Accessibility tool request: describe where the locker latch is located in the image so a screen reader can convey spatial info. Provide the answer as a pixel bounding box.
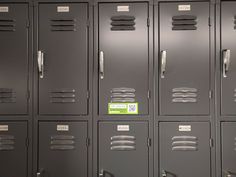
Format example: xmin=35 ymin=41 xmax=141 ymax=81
xmin=37 ymin=169 xmax=44 ymax=177
xmin=224 ymin=171 xmax=232 ymax=177
xmin=162 ymin=170 xmax=167 ymax=177
xmin=37 ymin=51 xmax=44 ymax=79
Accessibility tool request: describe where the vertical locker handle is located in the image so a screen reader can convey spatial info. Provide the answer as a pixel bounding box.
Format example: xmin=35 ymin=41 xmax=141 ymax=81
xmin=37 ymin=51 xmax=44 ymax=79
xmin=99 ymin=169 xmax=104 ymax=177
xmin=99 ymin=51 xmax=104 ymax=79
xmin=161 ymin=50 xmax=167 ymax=78
xmin=162 ymin=170 xmax=167 ymax=177
xmin=222 ymin=49 xmax=230 ymax=78
xmin=37 ymin=169 xmax=44 ymax=177
xmin=224 ymin=171 xmax=232 ymax=177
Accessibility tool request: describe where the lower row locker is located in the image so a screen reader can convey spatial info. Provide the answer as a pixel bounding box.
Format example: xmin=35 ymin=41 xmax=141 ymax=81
xmin=222 ymin=122 xmax=236 ymax=177
xmin=0 ymin=122 xmax=28 ymax=177
xmin=98 ymin=121 xmax=149 ymax=177
xmin=159 ymin=122 xmax=211 ymax=177
xmin=38 ymin=121 xmax=88 ymax=177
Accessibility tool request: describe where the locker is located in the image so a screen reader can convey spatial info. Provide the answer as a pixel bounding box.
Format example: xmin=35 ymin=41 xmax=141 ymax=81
xmin=0 ymin=122 xmax=28 ymax=177
xmin=159 ymin=2 xmax=210 ymax=115
xmin=221 ymin=122 xmax=236 ymax=177
xmin=37 ymin=3 xmax=89 ymax=115
xmin=98 ymin=3 xmax=149 ymax=115
xmin=159 ymin=122 xmax=211 ymax=177
xmin=98 ymin=121 xmax=149 ymax=177
xmin=0 ymin=3 xmax=29 ymax=114
xmin=38 ymin=121 xmax=88 ymax=177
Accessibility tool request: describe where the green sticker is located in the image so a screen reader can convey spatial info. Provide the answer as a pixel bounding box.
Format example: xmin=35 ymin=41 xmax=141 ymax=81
xmin=108 ymin=103 xmax=138 ymax=114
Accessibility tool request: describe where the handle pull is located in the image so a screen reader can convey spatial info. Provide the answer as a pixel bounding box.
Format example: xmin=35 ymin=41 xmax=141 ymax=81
xmin=99 ymin=51 xmax=104 ymax=79
xmin=99 ymin=169 xmax=105 ymax=177
xmin=37 ymin=169 xmax=44 ymax=177
xmin=223 ymin=49 xmax=230 ymax=78
xmin=224 ymin=171 xmax=232 ymax=177
xmin=161 ymin=50 xmax=167 ymax=78
xmin=37 ymin=51 xmax=44 ymax=79
xmin=162 ymin=170 xmax=167 ymax=177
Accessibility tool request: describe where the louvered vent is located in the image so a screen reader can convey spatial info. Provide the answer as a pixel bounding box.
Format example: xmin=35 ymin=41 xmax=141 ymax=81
xmin=234 ymin=16 xmax=236 ymax=29
xmin=172 ymin=87 xmax=197 ymax=103
xmin=51 ymin=89 xmax=76 ymax=103
xmin=234 ymin=137 xmax=236 ymax=151
xmin=111 ymin=16 xmax=135 ymax=31
xmin=233 ymin=89 xmax=236 ymax=102
xmin=51 ymin=19 xmax=76 ymax=31
xmin=0 ymin=135 xmax=15 ymax=151
xmin=0 ymin=88 xmax=16 ymax=103
xmin=172 ymin=136 xmax=198 ymax=151
xmin=50 ymin=135 xmax=75 ymax=150
xmin=111 ymin=88 xmax=135 ymax=103
xmin=0 ymin=19 xmax=16 ymax=32
xmin=172 ymin=15 xmax=197 ymax=30
xmin=110 ymin=135 xmax=136 ymax=151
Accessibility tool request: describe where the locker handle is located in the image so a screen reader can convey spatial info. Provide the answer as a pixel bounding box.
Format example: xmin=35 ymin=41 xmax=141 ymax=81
xmin=37 ymin=169 xmax=44 ymax=177
xmin=224 ymin=171 xmax=233 ymax=177
xmin=223 ymin=49 xmax=230 ymax=78
xmin=160 ymin=50 xmax=167 ymax=78
xmin=99 ymin=169 xmax=105 ymax=177
xmin=37 ymin=51 xmax=44 ymax=79
xmin=162 ymin=170 xmax=167 ymax=177
xmin=99 ymin=51 xmax=104 ymax=79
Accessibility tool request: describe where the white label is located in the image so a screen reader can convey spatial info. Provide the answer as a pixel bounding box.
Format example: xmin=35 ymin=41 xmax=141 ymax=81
xmin=117 ymin=6 xmax=129 ymax=12
xmin=179 ymin=125 xmax=191 ymax=132
xmin=57 ymin=6 xmax=70 ymax=12
xmin=0 ymin=6 xmax=9 ymax=12
xmin=178 ymin=5 xmax=191 ymax=11
xmin=57 ymin=125 xmax=69 ymax=131
xmin=117 ymin=125 xmax=130 ymax=131
xmin=0 ymin=125 xmax=8 ymax=131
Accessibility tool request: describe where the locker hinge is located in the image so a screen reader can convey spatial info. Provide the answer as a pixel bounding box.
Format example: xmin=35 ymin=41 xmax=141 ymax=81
xmin=147 ymin=18 xmax=150 ymax=27
xmin=86 ymin=138 xmax=90 ymax=147
xmin=209 ymin=138 xmax=213 ymax=148
xmin=208 ymin=17 xmax=211 ymax=27
xmin=209 ymin=90 xmax=213 ymax=99
xmin=147 ymin=138 xmax=151 ymax=147
xmin=87 ymin=20 xmax=90 ymax=27
xmin=26 ymin=20 xmax=30 ymax=28
xmin=27 ymin=90 xmax=30 ymax=100
xmin=87 ymin=90 xmax=90 ymax=99
xmin=148 ymin=90 xmax=151 ymax=99
xmin=25 ymin=138 xmax=29 ymax=147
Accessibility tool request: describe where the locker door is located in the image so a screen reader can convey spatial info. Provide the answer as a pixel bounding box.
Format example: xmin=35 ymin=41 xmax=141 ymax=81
xmin=38 ymin=3 xmax=88 ymax=115
xmin=159 ymin=122 xmax=211 ymax=177
xmin=222 ymin=122 xmax=236 ymax=177
xmin=98 ymin=3 xmax=149 ymax=115
xmin=0 ymin=122 xmax=28 ymax=177
xmin=159 ymin=2 xmax=210 ymax=115
xmin=98 ymin=122 xmax=149 ymax=177
xmin=38 ymin=122 xmax=88 ymax=177
xmin=221 ymin=2 xmax=236 ymax=115
xmin=0 ymin=4 xmax=29 ymax=114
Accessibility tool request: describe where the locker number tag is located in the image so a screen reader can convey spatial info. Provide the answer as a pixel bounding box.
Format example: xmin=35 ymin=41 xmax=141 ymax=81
xmin=108 ymin=103 xmax=138 ymax=114
xmin=57 ymin=125 xmax=69 ymax=131
xmin=117 ymin=125 xmax=130 ymax=131
xmin=117 ymin=6 xmax=129 ymax=12
xmin=0 ymin=125 xmax=8 ymax=131
xmin=0 ymin=7 xmax=9 ymax=13
xmin=178 ymin=5 xmax=191 ymax=11
xmin=179 ymin=125 xmax=191 ymax=132
xmin=57 ymin=6 xmax=70 ymax=13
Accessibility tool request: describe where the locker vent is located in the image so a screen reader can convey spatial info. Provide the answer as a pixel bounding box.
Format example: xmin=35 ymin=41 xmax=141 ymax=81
xmin=172 ymin=87 xmax=197 ymax=103
xmin=110 ymin=16 xmax=135 ymax=31
xmin=110 ymin=135 xmax=136 ymax=151
xmin=50 ymin=135 xmax=75 ymax=150
xmin=234 ymin=16 xmax=236 ymax=29
xmin=0 ymin=88 xmax=16 ymax=103
xmin=50 ymin=89 xmax=76 ymax=103
xmin=234 ymin=137 xmax=236 ymax=151
xmin=0 ymin=19 xmax=16 ymax=32
xmin=172 ymin=136 xmax=198 ymax=151
xmin=172 ymin=15 xmax=197 ymax=30
xmin=111 ymin=88 xmax=136 ymax=103
xmin=233 ymin=89 xmax=236 ymax=102
xmin=51 ymin=19 xmax=76 ymax=32
xmin=0 ymin=135 xmax=15 ymax=151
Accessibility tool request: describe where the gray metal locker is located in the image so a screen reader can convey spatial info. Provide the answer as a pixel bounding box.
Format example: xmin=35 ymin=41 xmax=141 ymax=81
xmin=98 ymin=3 xmax=149 ymax=115
xmin=0 ymin=122 xmax=28 ymax=177
xmin=221 ymin=122 xmax=236 ymax=177
xmin=98 ymin=121 xmax=149 ymax=177
xmin=37 ymin=3 xmax=88 ymax=115
xmin=159 ymin=2 xmax=210 ymax=115
xmin=159 ymin=122 xmax=211 ymax=177
xmin=0 ymin=3 xmax=29 ymax=114
xmin=38 ymin=121 xmax=88 ymax=177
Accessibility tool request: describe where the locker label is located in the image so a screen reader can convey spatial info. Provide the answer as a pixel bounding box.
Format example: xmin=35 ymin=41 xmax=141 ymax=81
xmin=108 ymin=103 xmax=138 ymax=114
xmin=0 ymin=7 xmax=9 ymax=12
xmin=57 ymin=6 xmax=70 ymax=12
xmin=117 ymin=125 xmax=130 ymax=131
xmin=0 ymin=125 xmax=8 ymax=131
xmin=179 ymin=125 xmax=191 ymax=132
xmin=117 ymin=6 xmax=129 ymax=12
xmin=178 ymin=5 xmax=191 ymax=11
xmin=57 ymin=125 xmax=69 ymax=131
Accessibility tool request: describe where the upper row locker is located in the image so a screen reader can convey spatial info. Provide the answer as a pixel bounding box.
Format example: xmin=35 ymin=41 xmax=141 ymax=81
xmin=37 ymin=3 xmax=89 ymax=115
xmin=98 ymin=2 xmax=150 ymax=115
xmin=159 ymin=2 xmax=211 ymax=116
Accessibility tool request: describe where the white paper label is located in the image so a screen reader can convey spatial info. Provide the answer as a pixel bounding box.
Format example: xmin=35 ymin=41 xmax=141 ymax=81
xmin=57 ymin=6 xmax=70 ymax=12
xmin=178 ymin=5 xmax=191 ymax=11
xmin=117 ymin=6 xmax=129 ymax=12
xmin=117 ymin=125 xmax=130 ymax=131
xmin=179 ymin=125 xmax=191 ymax=132
xmin=0 ymin=125 xmax=8 ymax=131
xmin=57 ymin=125 xmax=69 ymax=131
xmin=0 ymin=6 xmax=9 ymax=12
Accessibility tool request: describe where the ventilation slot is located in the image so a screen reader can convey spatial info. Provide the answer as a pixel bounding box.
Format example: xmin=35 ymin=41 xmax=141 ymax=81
xmin=110 ymin=135 xmax=136 ymax=151
xmin=234 ymin=16 xmax=236 ymax=29
xmin=233 ymin=89 xmax=236 ymax=102
xmin=0 ymin=88 xmax=16 ymax=103
xmin=172 ymin=136 xmax=198 ymax=151
xmin=172 ymin=15 xmax=197 ymax=30
xmin=51 ymin=19 xmax=76 ymax=32
xmin=172 ymin=87 xmax=197 ymax=103
xmin=51 ymin=89 xmax=76 ymax=103
xmin=0 ymin=19 xmax=16 ymax=32
xmin=50 ymin=135 xmax=75 ymax=150
xmin=111 ymin=88 xmax=136 ymax=103
xmin=111 ymin=16 xmax=135 ymax=31
xmin=0 ymin=135 xmax=15 ymax=151
xmin=234 ymin=137 xmax=236 ymax=151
